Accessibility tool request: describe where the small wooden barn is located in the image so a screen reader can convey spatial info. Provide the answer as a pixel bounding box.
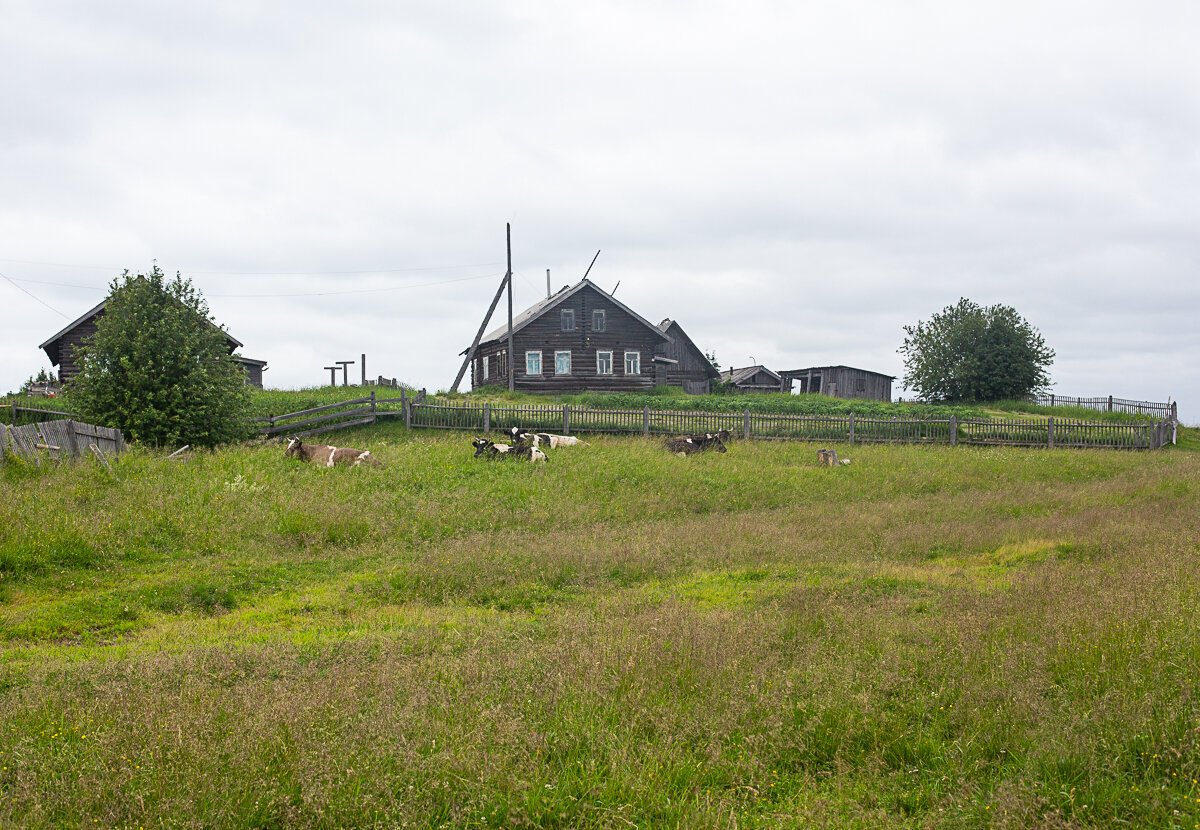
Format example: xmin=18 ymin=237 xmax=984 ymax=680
xmin=718 ymin=365 xmax=783 ymax=392
xmin=653 ymin=319 xmax=720 ymax=394
xmin=463 ymin=279 xmax=670 ymax=393
xmin=779 ymin=365 xmax=894 ymax=401
xmin=40 ymin=298 xmax=267 ymax=387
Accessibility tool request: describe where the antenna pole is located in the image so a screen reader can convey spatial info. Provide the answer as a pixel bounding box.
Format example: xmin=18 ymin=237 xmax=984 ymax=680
xmin=582 ymin=249 xmax=601 ymax=281
xmin=546 ymin=268 xmax=551 ymax=299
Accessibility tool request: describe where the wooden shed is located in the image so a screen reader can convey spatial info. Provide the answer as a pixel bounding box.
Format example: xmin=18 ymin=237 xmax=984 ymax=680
xmin=718 ymin=365 xmax=783 ymax=392
xmin=40 ymin=298 xmax=267 ymax=388
xmin=653 ymin=319 xmax=720 ymax=394
xmin=778 ymin=365 xmax=894 ymax=401
xmin=463 ymin=279 xmax=670 ymax=393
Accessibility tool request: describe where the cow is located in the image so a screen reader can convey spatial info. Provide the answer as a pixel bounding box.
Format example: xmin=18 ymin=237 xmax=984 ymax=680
xmin=472 ymin=438 xmax=547 ymax=463
xmin=664 ymin=434 xmax=728 ymax=456
xmin=284 ymin=438 xmax=381 ymax=467
xmin=507 ymin=427 xmax=587 ymax=449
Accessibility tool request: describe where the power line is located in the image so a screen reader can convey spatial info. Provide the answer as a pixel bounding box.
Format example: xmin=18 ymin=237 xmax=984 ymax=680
xmin=0 ymin=270 xmax=69 ymax=318
xmin=0 ymin=257 xmax=504 ymax=276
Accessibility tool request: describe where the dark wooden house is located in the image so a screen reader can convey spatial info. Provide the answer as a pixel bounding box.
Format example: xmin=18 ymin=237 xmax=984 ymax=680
xmin=653 ymin=319 xmax=719 ymax=394
xmin=719 ymin=365 xmax=783 ymax=392
xmin=464 ymin=279 xmax=670 ymax=393
xmin=40 ymin=298 xmax=267 ymax=388
xmin=779 ymin=365 xmax=894 ymax=401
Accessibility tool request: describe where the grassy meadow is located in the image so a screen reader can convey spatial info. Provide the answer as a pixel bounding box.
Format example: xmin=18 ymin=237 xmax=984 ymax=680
xmin=2 ymin=421 xmax=1199 ymax=828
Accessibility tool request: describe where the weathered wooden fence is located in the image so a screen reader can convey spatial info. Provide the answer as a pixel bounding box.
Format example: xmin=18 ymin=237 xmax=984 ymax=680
xmin=1031 ymin=393 xmax=1176 ymax=420
xmin=0 ymin=419 xmax=125 ymax=464
xmin=1 ymin=403 xmax=77 ymax=425
xmin=253 ymin=390 xmax=423 ymax=439
xmin=406 ymin=403 xmax=1176 ymax=450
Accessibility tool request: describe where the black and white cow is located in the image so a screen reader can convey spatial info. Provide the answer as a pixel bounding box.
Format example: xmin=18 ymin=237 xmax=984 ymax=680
xmin=664 ymin=433 xmax=728 ymax=455
xmin=507 ymin=426 xmax=587 ymax=449
xmin=472 ymin=438 xmax=547 ymax=463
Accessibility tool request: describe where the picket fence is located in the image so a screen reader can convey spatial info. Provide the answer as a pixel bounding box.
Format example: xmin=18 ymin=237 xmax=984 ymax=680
xmin=0 ymin=419 xmax=125 ymax=465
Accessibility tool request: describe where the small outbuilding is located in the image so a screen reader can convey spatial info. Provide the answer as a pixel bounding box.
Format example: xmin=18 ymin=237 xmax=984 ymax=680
xmin=718 ymin=365 xmax=783 ymax=392
xmin=779 ymin=365 xmax=894 ymax=401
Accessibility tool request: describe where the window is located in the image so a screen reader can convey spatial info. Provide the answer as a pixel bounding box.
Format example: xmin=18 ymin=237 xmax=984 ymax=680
xmin=483 ymin=355 xmax=489 ymax=380
xmin=592 ymin=309 xmax=606 ymax=331
xmin=561 ymin=309 xmax=576 ymax=331
xmin=555 ymin=350 xmax=572 ymax=375
xmin=624 ymin=351 xmax=640 ymax=375
xmin=526 ymin=351 xmax=542 ymax=375
xmin=596 ymin=350 xmax=613 ymax=374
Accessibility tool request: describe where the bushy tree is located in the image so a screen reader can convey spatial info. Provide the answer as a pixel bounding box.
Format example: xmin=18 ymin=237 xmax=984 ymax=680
xmin=71 ymin=266 xmax=253 ymax=447
xmin=899 ymin=298 xmax=1054 ymax=403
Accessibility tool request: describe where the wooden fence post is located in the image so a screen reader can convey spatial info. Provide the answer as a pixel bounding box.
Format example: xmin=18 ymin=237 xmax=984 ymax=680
xmin=1050 ymin=393 xmax=1055 ymax=407
xmin=0 ymin=422 xmax=6 ymax=463
xmin=404 ymin=390 xmax=412 ymax=431
xmin=1108 ymin=395 xmax=1113 ymax=412
xmin=484 ymin=403 xmax=491 ymax=434
xmin=563 ymin=404 xmax=570 ymax=436
xmin=949 ymin=414 xmax=957 ymax=446
xmin=849 ymin=412 xmax=855 ymax=443
xmin=1047 ymin=416 xmax=1054 ymax=449
xmin=744 ymin=409 xmax=750 ymax=441
xmin=370 ymin=390 xmax=376 ymax=425
xmin=643 ymin=405 xmax=650 ymax=437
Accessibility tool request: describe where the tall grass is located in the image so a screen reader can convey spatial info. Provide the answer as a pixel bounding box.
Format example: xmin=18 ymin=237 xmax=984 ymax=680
xmin=1 ymin=425 xmax=1198 ymax=827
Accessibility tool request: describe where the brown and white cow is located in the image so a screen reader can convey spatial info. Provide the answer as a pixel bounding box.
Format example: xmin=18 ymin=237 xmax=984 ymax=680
xmin=284 ymin=438 xmax=381 ymax=467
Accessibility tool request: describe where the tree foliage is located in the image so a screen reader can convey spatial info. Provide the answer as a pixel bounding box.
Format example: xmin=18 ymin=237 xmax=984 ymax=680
xmin=899 ymin=298 xmax=1054 ymax=403
xmin=71 ymin=266 xmax=253 ymax=447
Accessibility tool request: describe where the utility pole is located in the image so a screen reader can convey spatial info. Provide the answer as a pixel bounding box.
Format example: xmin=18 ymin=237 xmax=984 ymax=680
xmin=323 ymin=365 xmax=338 ymax=386
xmin=507 ymin=223 xmax=514 ymax=392
xmin=336 ymin=360 xmax=355 ymax=386
xmin=361 ymin=353 xmax=366 ymax=386
xmin=450 ymin=224 xmax=513 ymax=393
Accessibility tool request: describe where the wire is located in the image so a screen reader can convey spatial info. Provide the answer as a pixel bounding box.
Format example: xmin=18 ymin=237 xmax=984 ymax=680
xmin=0 ymin=270 xmax=69 ymax=318
xmin=0 ymin=257 xmax=504 ymax=276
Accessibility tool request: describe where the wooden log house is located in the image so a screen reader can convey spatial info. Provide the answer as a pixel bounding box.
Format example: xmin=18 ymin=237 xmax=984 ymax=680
xmin=779 ymin=365 xmax=894 ymax=401
xmin=39 ymin=298 xmax=268 ymax=387
xmin=653 ymin=319 xmax=720 ymax=394
xmin=463 ymin=279 xmax=671 ymax=394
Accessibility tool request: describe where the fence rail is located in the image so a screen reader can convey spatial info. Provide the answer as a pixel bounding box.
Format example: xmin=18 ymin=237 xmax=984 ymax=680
xmin=406 ymin=403 xmax=1175 ymax=450
xmin=1031 ymin=393 xmax=1177 ymax=419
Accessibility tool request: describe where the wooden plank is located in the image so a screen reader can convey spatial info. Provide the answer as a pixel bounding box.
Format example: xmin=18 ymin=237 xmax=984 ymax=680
xmin=262 ymin=406 xmax=374 ymax=436
xmin=266 ymin=397 xmax=372 ymax=423
xmin=288 ymin=415 xmax=376 ymax=439
xmin=0 ymin=423 xmax=6 ymax=462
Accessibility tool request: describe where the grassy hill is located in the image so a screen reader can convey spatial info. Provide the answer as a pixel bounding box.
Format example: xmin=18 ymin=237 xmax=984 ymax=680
xmin=2 ymin=421 xmax=1198 ymax=827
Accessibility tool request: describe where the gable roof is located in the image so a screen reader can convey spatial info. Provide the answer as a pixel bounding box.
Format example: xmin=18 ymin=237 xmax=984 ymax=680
xmin=40 ymin=297 xmax=244 ymax=365
xmin=656 ymin=318 xmax=720 ymax=379
xmin=720 ymin=365 xmax=782 ymax=386
xmin=779 ymin=365 xmax=896 ymax=380
xmin=471 ymin=279 xmax=670 ymax=349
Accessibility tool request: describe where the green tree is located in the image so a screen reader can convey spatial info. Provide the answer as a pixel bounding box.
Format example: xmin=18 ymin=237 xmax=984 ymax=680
xmin=71 ymin=266 xmax=253 ymax=447
xmin=899 ymin=298 xmax=1054 ymax=403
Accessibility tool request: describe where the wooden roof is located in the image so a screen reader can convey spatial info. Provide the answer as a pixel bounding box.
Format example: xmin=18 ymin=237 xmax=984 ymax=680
xmin=720 ymin=365 xmax=782 ymax=385
xmin=778 ymin=365 xmax=896 ymax=380
xmin=470 ymin=278 xmax=670 ymax=350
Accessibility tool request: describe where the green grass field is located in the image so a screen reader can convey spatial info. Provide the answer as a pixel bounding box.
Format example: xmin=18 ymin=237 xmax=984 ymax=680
xmin=2 ymin=421 xmax=1198 ymax=828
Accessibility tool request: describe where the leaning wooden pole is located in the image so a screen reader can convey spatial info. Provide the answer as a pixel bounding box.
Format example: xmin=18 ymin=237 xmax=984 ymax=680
xmin=507 ymin=223 xmax=514 ymax=392
xmin=450 ymin=227 xmax=513 ymax=393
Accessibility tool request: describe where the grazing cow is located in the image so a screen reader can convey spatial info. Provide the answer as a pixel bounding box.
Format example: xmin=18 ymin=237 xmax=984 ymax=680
xmin=285 ymin=438 xmax=381 ymax=467
xmin=473 ymin=438 xmax=547 ymax=463
xmin=685 ymin=428 xmax=733 ymax=445
xmin=664 ymin=434 xmax=728 ymax=456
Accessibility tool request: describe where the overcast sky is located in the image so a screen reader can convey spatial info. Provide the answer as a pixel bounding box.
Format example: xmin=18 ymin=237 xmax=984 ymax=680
xmin=3 ymin=1 xmax=1197 ymax=423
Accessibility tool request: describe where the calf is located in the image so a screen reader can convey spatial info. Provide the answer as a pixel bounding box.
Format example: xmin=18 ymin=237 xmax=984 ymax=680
xmin=285 ymin=438 xmax=381 ymax=467
xmin=817 ymin=448 xmax=851 ymax=466
xmin=473 ymin=438 xmax=547 ymax=463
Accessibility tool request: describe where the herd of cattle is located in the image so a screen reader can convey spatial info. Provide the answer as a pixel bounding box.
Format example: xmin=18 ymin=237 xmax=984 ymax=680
xmin=283 ymin=426 xmax=740 ymax=468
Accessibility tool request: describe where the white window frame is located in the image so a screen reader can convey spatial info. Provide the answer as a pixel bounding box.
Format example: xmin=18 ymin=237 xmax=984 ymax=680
xmin=525 ymin=350 xmax=542 ymax=375
xmin=593 ymin=309 xmax=606 ymax=331
xmin=555 ymin=350 xmax=572 ymax=375
xmin=624 ymin=350 xmax=640 ymax=375
xmin=483 ymin=355 xmax=489 ymax=380
xmin=596 ymin=350 xmax=613 ymax=375
xmin=561 ymin=309 xmax=576 ymax=331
